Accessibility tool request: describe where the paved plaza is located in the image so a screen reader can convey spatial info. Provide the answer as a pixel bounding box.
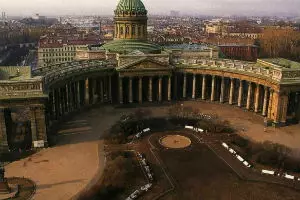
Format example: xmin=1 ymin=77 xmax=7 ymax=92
xmin=4 ymin=101 xmax=300 ymax=199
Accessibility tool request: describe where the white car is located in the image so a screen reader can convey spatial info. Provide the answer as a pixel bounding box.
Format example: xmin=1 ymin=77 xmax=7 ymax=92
xmin=141 ymin=183 xmax=152 ymax=191
xmin=130 ymin=190 xmax=140 ymax=199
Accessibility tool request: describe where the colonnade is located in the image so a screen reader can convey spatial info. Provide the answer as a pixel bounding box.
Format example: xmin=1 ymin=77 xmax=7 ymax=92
xmin=180 ymin=73 xmax=289 ymax=124
xmin=48 ymin=76 xmax=112 ymax=121
xmin=0 ymin=71 xmax=296 ymax=151
xmin=118 ymin=75 xmax=172 ymax=104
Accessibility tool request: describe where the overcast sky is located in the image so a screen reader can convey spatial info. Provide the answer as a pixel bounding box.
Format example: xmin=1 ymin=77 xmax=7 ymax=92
xmin=0 ymin=0 xmax=300 ymax=17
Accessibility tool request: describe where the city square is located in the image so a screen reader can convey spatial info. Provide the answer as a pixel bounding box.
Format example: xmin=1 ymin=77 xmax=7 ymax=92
xmin=1 ymin=0 xmax=300 ymax=199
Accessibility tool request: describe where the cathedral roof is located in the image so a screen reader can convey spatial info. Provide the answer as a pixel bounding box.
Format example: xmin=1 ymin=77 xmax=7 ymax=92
xmin=115 ymin=0 xmax=147 ymax=14
xmin=102 ymin=39 xmax=162 ymax=54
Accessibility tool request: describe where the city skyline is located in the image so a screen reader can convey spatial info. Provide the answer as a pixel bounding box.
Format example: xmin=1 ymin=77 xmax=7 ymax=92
xmin=0 ymin=0 xmax=300 ymax=17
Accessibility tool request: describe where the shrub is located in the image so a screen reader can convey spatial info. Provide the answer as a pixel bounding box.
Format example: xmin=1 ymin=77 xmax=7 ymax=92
xmin=256 ymin=150 xmax=280 ymax=167
xmin=231 ymin=136 xmax=249 ymax=148
xmin=283 ymin=157 xmax=300 ymax=173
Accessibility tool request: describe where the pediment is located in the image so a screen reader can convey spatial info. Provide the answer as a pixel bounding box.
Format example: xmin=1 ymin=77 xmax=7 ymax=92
xmin=117 ymin=58 xmax=172 ymax=71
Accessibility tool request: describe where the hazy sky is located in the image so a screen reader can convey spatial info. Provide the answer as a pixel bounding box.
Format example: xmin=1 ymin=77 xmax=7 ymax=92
xmin=0 ymin=0 xmax=300 ymax=17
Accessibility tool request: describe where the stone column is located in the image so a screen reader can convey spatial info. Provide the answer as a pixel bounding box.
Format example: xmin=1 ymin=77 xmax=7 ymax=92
xmin=52 ymin=89 xmax=56 ymax=119
xmin=211 ymin=75 xmax=216 ymax=101
xmin=65 ymin=84 xmax=69 ymax=112
xmin=58 ymin=88 xmax=65 ymax=116
xmin=192 ymin=74 xmax=196 ymax=99
xmin=267 ymin=89 xmax=274 ymax=119
xmin=30 ymin=107 xmax=38 ymax=143
xmin=31 ymin=106 xmax=48 ymax=148
xmin=55 ymin=89 xmax=60 ymax=118
xmin=254 ymin=84 xmax=260 ymax=113
xmin=220 ymin=76 xmax=225 ymax=103
xmin=272 ymin=91 xmax=281 ymax=123
xmin=174 ymin=74 xmax=178 ymax=99
xmin=262 ymin=86 xmax=268 ymax=116
xmin=139 ymin=77 xmax=143 ymax=103
xmin=108 ymin=75 xmax=112 ymax=103
xmin=229 ymin=78 xmax=234 ymax=105
xmin=280 ymin=94 xmax=289 ymax=124
xmin=0 ymin=108 xmax=8 ymax=150
xmin=77 ymin=81 xmax=81 ymax=109
xmin=129 ymin=77 xmax=133 ymax=103
xmin=85 ymin=78 xmax=90 ymax=105
xmin=202 ymin=75 xmax=206 ymax=100
xmin=99 ymin=78 xmax=104 ymax=103
xmin=119 ymin=77 xmax=123 ymax=104
xmin=183 ymin=73 xmax=187 ymax=98
xmin=92 ymin=79 xmax=98 ymax=104
xmin=158 ymin=77 xmax=162 ymax=102
xmin=238 ymin=80 xmax=243 ymax=107
xmin=246 ymin=82 xmax=252 ymax=110
xmin=168 ymin=76 xmax=171 ymax=101
xmin=148 ymin=77 xmax=152 ymax=102
xmin=69 ymin=84 xmax=74 ymax=111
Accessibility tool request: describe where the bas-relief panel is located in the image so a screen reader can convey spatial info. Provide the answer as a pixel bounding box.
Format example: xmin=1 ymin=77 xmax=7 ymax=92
xmin=282 ymin=71 xmax=300 ymax=79
xmin=0 ymin=83 xmax=41 ymax=92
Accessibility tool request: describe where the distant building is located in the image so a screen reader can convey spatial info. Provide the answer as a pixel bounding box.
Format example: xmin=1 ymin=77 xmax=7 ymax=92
xmin=219 ymin=44 xmax=259 ymax=61
xmin=37 ymin=27 xmax=101 ymax=67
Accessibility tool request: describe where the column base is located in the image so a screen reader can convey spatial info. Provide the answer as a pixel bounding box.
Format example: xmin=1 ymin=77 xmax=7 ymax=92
xmin=267 ymin=121 xmax=286 ymax=128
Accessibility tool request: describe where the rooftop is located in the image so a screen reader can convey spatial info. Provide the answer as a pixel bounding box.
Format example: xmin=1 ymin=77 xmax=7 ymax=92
xmin=164 ymin=43 xmax=213 ymax=51
xmin=102 ymin=39 xmax=162 ymax=54
xmin=115 ymin=0 xmax=147 ymax=14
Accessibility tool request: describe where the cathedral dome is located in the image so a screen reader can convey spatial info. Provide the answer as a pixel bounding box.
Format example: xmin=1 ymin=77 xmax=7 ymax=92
xmin=115 ymin=0 xmax=147 ymax=15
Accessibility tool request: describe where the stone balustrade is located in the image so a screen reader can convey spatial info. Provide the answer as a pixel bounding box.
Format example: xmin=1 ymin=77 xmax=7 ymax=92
xmin=32 ymin=60 xmax=115 ymax=77
xmin=175 ymin=58 xmax=300 ymax=83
